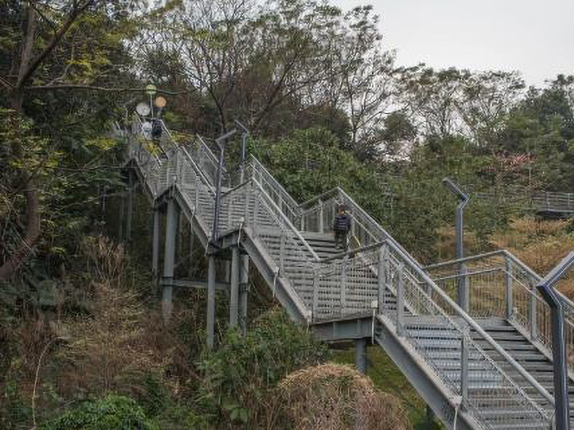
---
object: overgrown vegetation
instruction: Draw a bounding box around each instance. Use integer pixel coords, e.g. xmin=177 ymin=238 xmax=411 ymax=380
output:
xmin=2 ymin=0 xmax=574 ymax=428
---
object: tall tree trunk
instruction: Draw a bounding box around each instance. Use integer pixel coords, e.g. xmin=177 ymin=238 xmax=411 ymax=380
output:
xmin=0 ymin=5 xmax=41 ymax=281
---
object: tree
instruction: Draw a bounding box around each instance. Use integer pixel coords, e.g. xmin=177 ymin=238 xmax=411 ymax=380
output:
xmin=0 ymin=1 xmax=139 ymax=280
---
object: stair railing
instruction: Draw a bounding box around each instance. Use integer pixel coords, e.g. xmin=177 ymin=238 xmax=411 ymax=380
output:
xmin=316 ymin=240 xmax=553 ymax=428
xmin=193 ymin=136 xmax=228 ymax=187
xmin=128 ymin=120 xmax=554 ymax=429
xmin=425 ymin=250 xmax=574 ymax=375
xmin=248 ymin=155 xmax=300 ymax=225
xmin=299 ymin=187 xmax=418 ymax=266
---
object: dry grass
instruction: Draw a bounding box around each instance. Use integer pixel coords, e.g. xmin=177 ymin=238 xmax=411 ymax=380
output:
xmin=60 ymin=236 xmax=169 ymax=396
xmin=490 ymin=217 xmax=574 ymax=298
xmin=278 ymin=364 xmax=411 ymax=430
xmin=435 ymin=226 xmax=479 ymax=261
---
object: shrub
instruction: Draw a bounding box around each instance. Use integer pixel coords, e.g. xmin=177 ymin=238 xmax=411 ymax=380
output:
xmin=196 ymin=308 xmax=330 ymax=427
xmin=40 ymin=394 xmax=158 ymax=430
xmin=279 ymin=364 xmax=411 ymax=430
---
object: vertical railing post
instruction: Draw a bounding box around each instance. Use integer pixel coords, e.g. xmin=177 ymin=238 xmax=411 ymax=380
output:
xmin=397 ymin=263 xmax=404 ymax=336
xmin=505 ymin=258 xmax=513 ymax=319
xmin=460 ymin=327 xmax=469 ymax=406
xmin=529 ymin=282 xmax=538 ymax=341
xmin=252 ymin=192 xmax=260 ymax=238
xmin=341 ymin=260 xmax=347 ymax=314
xmin=318 ymin=199 xmax=324 ymax=233
xmin=194 ymin=173 xmax=199 ymax=211
xmin=378 ymin=245 xmax=387 ymax=314
xmin=244 ymin=182 xmax=251 ymax=221
xmin=226 ymin=195 xmax=232 ymax=228
xmin=279 ymin=231 xmax=286 ymax=276
xmin=312 ymin=268 xmax=319 ymax=318
xmin=176 ymin=150 xmax=181 ymax=183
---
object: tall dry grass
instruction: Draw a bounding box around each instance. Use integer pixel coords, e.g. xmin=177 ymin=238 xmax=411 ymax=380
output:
xmin=490 ymin=217 xmax=574 ymax=298
xmin=60 ymin=236 xmax=169 ymax=396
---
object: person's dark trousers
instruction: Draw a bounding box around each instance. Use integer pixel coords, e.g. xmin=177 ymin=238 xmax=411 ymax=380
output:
xmin=334 ymin=231 xmax=348 ymax=250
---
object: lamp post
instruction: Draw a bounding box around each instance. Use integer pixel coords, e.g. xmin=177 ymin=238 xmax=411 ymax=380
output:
xmin=211 ymin=129 xmax=238 ymax=245
xmin=537 ymin=251 xmax=574 ymax=430
xmin=235 ymin=120 xmax=249 ymax=184
xmin=442 ymin=178 xmax=470 ymax=310
xmin=145 ymin=84 xmax=157 ymax=119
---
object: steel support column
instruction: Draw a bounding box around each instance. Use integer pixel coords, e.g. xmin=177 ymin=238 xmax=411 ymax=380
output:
xmin=207 ymin=254 xmax=216 ymax=348
xmin=239 ymin=255 xmax=249 ymax=334
xmin=126 ymin=170 xmax=134 ymax=241
xmin=230 ymin=247 xmax=240 ymax=328
xmin=162 ymin=199 xmax=177 ymax=323
xmin=355 ymin=338 xmax=367 ymax=374
xmin=152 ymin=208 xmax=160 ymax=293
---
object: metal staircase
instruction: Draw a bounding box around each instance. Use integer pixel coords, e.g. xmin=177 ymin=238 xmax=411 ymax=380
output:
xmin=121 ymin=117 xmax=574 ymax=430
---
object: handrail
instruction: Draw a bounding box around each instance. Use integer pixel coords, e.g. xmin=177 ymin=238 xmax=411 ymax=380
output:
xmin=251 ymin=177 xmax=321 ymax=262
xmin=249 ymin=155 xmax=300 ymax=213
xmin=318 ymin=240 xmax=388 ymax=264
xmin=423 ymin=250 xmax=507 ymax=271
xmin=334 ymin=187 xmax=419 ymax=267
xmin=424 ymin=249 xmax=574 ymax=312
xmin=197 ymin=135 xmax=227 ymax=174
xmin=386 ymin=239 xmax=556 ymax=406
xmin=179 ymin=146 xmax=216 ymax=195
xmin=221 ymin=177 xmax=252 ymax=197
xmin=297 ymin=187 xmax=340 ymax=209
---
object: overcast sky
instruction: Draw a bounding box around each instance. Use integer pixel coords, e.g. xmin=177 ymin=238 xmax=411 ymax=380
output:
xmin=331 ymin=0 xmax=574 ymax=86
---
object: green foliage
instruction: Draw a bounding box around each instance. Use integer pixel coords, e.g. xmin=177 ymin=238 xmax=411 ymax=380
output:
xmin=196 ymin=309 xmax=330 ymax=426
xmin=251 ymin=127 xmax=385 ymax=202
xmin=0 ymin=372 xmax=32 ymax=430
xmin=40 ymin=395 xmax=158 ymax=430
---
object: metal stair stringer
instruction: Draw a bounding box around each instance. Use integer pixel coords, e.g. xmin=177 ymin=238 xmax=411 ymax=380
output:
xmin=374 ymin=314 xmax=480 ymax=430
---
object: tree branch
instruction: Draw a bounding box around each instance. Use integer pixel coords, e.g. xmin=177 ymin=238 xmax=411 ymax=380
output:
xmin=16 ymin=0 xmax=97 ymax=89
xmin=23 ymin=85 xmax=191 ymax=96
xmin=0 ymin=76 xmax=14 ymax=90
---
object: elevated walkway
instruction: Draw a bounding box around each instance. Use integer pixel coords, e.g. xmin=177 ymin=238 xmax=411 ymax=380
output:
xmin=120 ymin=118 xmax=574 ymax=430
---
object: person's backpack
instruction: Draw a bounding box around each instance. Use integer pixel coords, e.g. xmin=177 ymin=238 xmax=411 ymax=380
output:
xmin=151 ymin=120 xmax=163 ymax=139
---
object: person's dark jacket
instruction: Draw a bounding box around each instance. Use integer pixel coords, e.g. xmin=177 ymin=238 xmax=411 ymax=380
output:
xmin=333 ymin=213 xmax=352 ymax=232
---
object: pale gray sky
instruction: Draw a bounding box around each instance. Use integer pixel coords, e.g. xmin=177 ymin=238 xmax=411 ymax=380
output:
xmin=332 ymin=0 xmax=574 ymax=86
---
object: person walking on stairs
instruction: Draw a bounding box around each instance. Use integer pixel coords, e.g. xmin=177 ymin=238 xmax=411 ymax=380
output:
xmin=333 ymin=205 xmax=351 ymax=250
